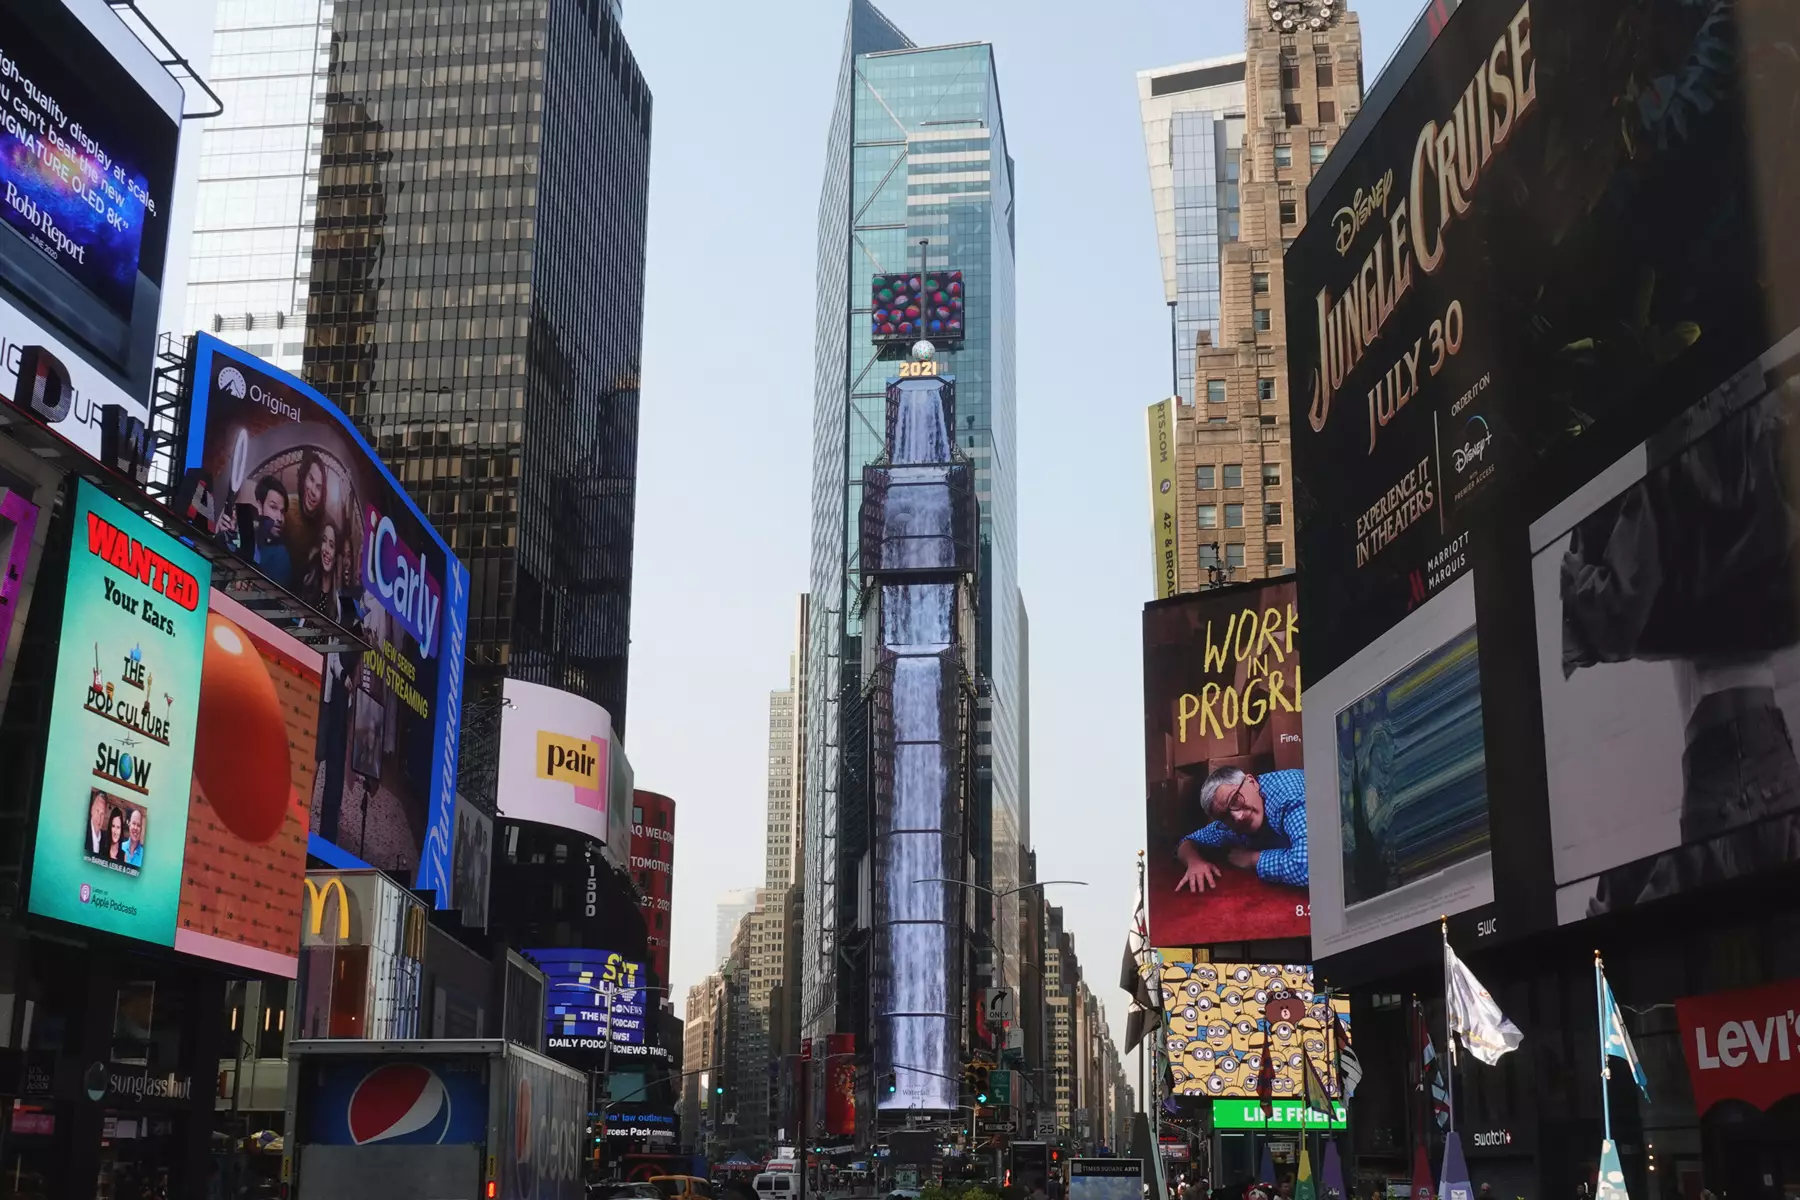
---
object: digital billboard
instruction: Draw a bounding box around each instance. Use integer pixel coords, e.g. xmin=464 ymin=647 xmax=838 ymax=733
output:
xmin=177 ymin=590 xmax=319 ymax=976
xmin=1155 ymin=957 xmax=1349 ymax=1101
xmin=630 ymin=790 xmax=675 ymax=987
xmin=27 ymin=479 xmax=210 ymax=943
xmin=1532 ymin=341 xmax=1800 ymax=923
xmin=1069 ymin=1159 xmax=1142 ymax=1200
xmin=451 ymin=795 xmax=492 ymax=930
xmin=179 ymin=334 xmax=468 ymax=905
xmin=529 ymin=948 xmax=649 ymax=1051
xmin=496 ymin=677 xmax=612 ymax=846
xmin=1144 ymin=579 xmax=1308 ymax=945
xmin=871 ymin=270 xmax=964 ymax=349
xmin=0 ymin=0 xmax=181 ymax=387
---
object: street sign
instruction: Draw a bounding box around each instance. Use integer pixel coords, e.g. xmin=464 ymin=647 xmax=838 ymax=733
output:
xmin=979 ymin=1118 xmax=1017 ymax=1134
xmin=989 ymin=1069 xmax=1012 ymax=1106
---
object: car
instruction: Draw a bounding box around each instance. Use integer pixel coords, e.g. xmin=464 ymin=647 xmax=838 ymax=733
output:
xmin=650 ymin=1177 xmax=716 ymax=1200
xmin=753 ymin=1171 xmax=802 ymax=1198
xmin=592 ymin=1185 xmax=665 ymax=1200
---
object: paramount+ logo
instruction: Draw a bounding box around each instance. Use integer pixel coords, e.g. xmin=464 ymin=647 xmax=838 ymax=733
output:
xmin=537 ymin=731 xmax=599 ymax=788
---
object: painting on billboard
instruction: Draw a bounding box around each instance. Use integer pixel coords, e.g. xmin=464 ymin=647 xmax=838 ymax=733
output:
xmin=1144 ymin=579 xmax=1307 ymax=945
xmin=178 ymin=334 xmax=468 ymax=904
xmin=177 ymin=589 xmax=319 ymax=976
xmin=1534 ymin=337 xmax=1800 ymax=922
xmin=27 ymin=480 xmax=210 ymax=945
xmin=1155 ymin=956 xmax=1349 ymax=1100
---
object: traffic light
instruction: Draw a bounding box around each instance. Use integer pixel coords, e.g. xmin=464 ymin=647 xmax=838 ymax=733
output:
xmin=715 ymin=1083 xmax=725 ymax=1095
xmin=974 ymin=1064 xmax=990 ymax=1104
xmin=881 ymin=1072 xmax=897 ymax=1095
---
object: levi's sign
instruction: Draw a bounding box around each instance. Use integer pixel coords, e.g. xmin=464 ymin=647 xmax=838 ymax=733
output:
xmin=1676 ymin=980 xmax=1800 ymax=1113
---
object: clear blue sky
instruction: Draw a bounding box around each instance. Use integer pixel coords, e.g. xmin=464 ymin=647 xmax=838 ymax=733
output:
xmin=621 ymin=0 xmax=1420 ymax=1047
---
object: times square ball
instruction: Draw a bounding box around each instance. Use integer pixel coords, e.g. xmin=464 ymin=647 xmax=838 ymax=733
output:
xmin=194 ymin=614 xmax=290 ymax=844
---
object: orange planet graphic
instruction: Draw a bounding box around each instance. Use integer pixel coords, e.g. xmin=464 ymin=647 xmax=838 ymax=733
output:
xmin=194 ymin=614 xmax=291 ymax=844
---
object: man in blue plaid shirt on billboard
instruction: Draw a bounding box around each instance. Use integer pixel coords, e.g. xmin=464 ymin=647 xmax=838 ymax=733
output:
xmin=1174 ymin=765 xmax=1308 ymax=891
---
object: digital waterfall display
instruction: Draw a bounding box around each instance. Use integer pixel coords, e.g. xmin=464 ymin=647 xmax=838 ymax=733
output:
xmin=874 ymin=374 xmax=963 ymax=1113
xmin=861 ymin=379 xmax=976 ymax=577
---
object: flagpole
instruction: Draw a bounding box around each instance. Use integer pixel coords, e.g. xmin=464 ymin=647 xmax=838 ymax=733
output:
xmin=1440 ymin=919 xmax=1456 ymax=1133
xmin=1595 ymin=951 xmax=1612 ymax=1144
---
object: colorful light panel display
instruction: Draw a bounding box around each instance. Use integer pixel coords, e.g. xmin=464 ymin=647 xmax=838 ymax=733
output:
xmin=872 ymin=271 xmax=965 ymax=348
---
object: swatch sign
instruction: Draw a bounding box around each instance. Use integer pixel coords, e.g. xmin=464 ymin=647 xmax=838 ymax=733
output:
xmin=1676 ymin=980 xmax=1800 ymax=1113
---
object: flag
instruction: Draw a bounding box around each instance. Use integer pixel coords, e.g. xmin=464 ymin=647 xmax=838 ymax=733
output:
xmin=1596 ymin=1138 xmax=1631 ymax=1200
xmin=1322 ymin=1141 xmax=1347 ymax=1200
xmin=1256 ymin=1025 xmax=1276 ymax=1118
xmin=1445 ymin=941 xmax=1524 ymax=1065
xmin=1437 ymin=1132 xmax=1473 ymax=1200
xmin=1414 ymin=1002 xmax=1450 ymax=1130
xmin=1598 ymin=965 xmax=1650 ymax=1101
xmin=1410 ymin=1137 xmax=1434 ymax=1200
xmin=1120 ymin=874 xmax=1159 ymax=1051
xmin=1295 ymin=1142 xmax=1317 ymax=1200
xmin=1332 ymin=1008 xmax=1363 ymax=1099
xmin=1259 ymin=1145 xmax=1277 ymax=1187
xmin=1304 ymin=1054 xmax=1332 ymax=1118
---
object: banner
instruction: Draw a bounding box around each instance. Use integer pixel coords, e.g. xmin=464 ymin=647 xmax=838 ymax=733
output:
xmin=1675 ymin=980 xmax=1800 ymax=1114
xmin=1147 ymin=398 xmax=1180 ymax=599
xmin=1144 ymin=580 xmax=1307 ymax=944
xmin=27 ymin=480 xmax=209 ymax=944
xmin=825 ymin=1032 xmax=855 ymax=1136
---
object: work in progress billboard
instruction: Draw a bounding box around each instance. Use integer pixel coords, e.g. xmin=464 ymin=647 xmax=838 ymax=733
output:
xmin=1144 ymin=579 xmax=1307 ymax=945
xmin=179 ymin=335 xmax=469 ymax=904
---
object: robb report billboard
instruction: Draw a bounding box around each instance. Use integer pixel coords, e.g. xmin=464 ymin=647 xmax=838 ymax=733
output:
xmin=178 ymin=590 xmax=320 ymax=976
xmin=27 ymin=480 xmax=210 ymax=944
xmin=1287 ymin=0 xmax=1800 ymax=952
xmin=178 ymin=335 xmax=468 ymax=904
xmin=0 ymin=0 xmax=181 ymax=399
xmin=1144 ymin=579 xmax=1307 ymax=945
xmin=496 ymin=677 xmax=613 ymax=846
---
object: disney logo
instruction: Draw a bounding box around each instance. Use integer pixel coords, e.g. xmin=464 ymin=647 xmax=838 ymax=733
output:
xmin=1333 ymin=168 xmax=1396 ymax=257
xmin=1453 ymin=416 xmax=1494 ymax=475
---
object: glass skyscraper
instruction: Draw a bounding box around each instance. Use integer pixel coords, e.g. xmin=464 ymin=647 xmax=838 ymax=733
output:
xmin=299 ymin=0 xmax=651 ymax=753
xmin=1137 ymin=56 xmax=1246 ymax=407
xmin=803 ymin=0 xmax=1025 ymax=1116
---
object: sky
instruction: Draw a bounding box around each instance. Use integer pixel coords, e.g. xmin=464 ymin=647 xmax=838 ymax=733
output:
xmin=623 ymin=0 xmax=1422 ymax=1053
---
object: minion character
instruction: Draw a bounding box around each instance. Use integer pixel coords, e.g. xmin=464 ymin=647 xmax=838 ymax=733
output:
xmin=1207 ymin=1021 xmax=1232 ymax=1051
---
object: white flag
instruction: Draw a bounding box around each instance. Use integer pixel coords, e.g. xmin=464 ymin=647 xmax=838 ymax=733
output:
xmin=1445 ymin=942 xmax=1523 ymax=1065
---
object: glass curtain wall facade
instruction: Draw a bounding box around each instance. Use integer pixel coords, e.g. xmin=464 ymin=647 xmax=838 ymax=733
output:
xmin=184 ymin=0 xmax=334 ymax=374
xmin=303 ymin=0 xmax=651 ymax=750
xmin=804 ymin=0 xmax=1025 ymax=1096
xmin=1137 ymin=58 xmax=1246 ymax=407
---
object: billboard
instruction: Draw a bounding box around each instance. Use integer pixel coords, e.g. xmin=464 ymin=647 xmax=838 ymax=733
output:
xmin=1154 ymin=957 xmax=1349 ymax=1101
xmin=300 ymin=1057 xmax=490 ymax=1146
xmin=871 ymin=270 xmax=964 ymax=349
xmin=1675 ymin=979 xmax=1800 ymax=1116
xmin=630 ymin=790 xmax=675 ymax=986
xmin=499 ymin=1049 xmax=585 ymax=1200
xmin=1144 ymin=580 xmax=1307 ymax=945
xmin=26 ymin=479 xmax=209 ymax=943
xmin=177 ymin=589 xmax=320 ymax=976
xmin=1532 ymin=340 xmax=1800 ymax=922
xmin=1147 ymin=398 xmax=1179 ymax=600
xmin=496 ymin=677 xmax=612 ymax=845
xmin=530 ymin=948 xmax=649 ymax=1050
xmin=1070 ymin=1159 xmax=1142 ymax=1200
xmin=0 ymin=0 xmax=181 ymax=391
xmin=179 ymin=334 xmax=468 ymax=904
xmin=451 ymin=795 xmax=492 ymax=930
xmin=824 ymin=1032 xmax=855 ymax=1136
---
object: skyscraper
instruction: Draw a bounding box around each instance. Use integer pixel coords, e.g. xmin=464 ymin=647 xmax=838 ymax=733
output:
xmin=803 ymin=0 xmax=1025 ymax=1123
xmin=1137 ymin=55 xmax=1248 ymax=407
xmin=299 ymin=0 xmax=652 ymax=738
xmin=1147 ymin=1 xmax=1360 ymax=592
xmin=765 ymin=595 xmax=808 ymax=890
xmin=715 ymin=888 xmax=757 ymax=967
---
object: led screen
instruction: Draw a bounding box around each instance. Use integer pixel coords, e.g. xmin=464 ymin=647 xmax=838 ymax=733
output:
xmin=1153 ymin=956 xmax=1349 ymax=1100
xmin=27 ymin=479 xmax=210 ymax=944
xmin=530 ymin=948 xmax=649 ymax=1050
xmin=871 ymin=270 xmax=964 ymax=348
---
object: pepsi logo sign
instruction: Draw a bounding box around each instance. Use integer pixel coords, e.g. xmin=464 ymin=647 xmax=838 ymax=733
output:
xmin=348 ymin=1064 xmax=454 ymax=1145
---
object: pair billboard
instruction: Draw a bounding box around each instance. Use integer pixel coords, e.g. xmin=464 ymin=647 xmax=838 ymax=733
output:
xmin=1144 ymin=579 xmax=1307 ymax=945
xmin=177 ymin=589 xmax=321 ymax=976
xmin=0 ymin=0 xmax=181 ymax=400
xmin=179 ymin=334 xmax=468 ymax=905
xmin=496 ymin=677 xmax=613 ymax=846
xmin=26 ymin=480 xmax=209 ymax=943
xmin=1155 ymin=956 xmax=1349 ymax=1101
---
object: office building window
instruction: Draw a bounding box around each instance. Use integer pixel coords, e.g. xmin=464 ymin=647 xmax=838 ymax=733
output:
xmin=1317 ymin=61 xmax=1335 ymax=87
xmin=1279 ymin=200 xmax=1297 ymax=225
xmin=1284 ymin=103 xmax=1303 ymax=127
xmin=1263 ymin=463 xmax=1283 ymax=486
xmin=1206 ymin=379 xmax=1227 ymax=405
xmin=1226 ymin=543 xmax=1246 ymax=569
xmin=1253 ymin=308 xmax=1272 ymax=331
xmin=1198 ymin=504 xmax=1219 ymax=529
xmin=1258 ymin=377 xmax=1276 ymax=402
xmin=1265 ymin=502 xmax=1284 ymax=527
xmin=1196 ymin=465 xmax=1215 ymax=490
xmin=1223 ymin=464 xmax=1243 ymax=489
xmin=1267 ymin=541 xmax=1286 ymax=567
xmin=1252 ymin=272 xmax=1270 ymax=294
xmin=1208 ymin=416 xmax=1229 ymax=425
xmin=1319 ymin=99 xmax=1337 ymax=123
xmin=1274 ymin=143 xmax=1293 ymax=168
xmin=1310 ymin=142 xmax=1328 ymax=166
xmin=1199 ymin=544 xmax=1220 ymax=569
xmin=1224 ymin=503 xmax=1245 ymax=528
xmin=1280 ymin=57 xmax=1300 ymax=89
xmin=1259 ymin=414 xmax=1278 ymax=426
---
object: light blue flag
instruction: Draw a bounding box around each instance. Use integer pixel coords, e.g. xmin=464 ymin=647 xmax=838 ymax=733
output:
xmin=1600 ymin=969 xmax=1650 ymax=1101
xmin=1596 ymin=1138 xmax=1631 ymax=1200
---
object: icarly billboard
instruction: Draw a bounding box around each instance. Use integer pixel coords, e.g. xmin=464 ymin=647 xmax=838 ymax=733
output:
xmin=177 ymin=334 xmax=468 ymax=905
xmin=27 ymin=480 xmax=210 ymax=944
xmin=1144 ymin=579 xmax=1307 ymax=945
